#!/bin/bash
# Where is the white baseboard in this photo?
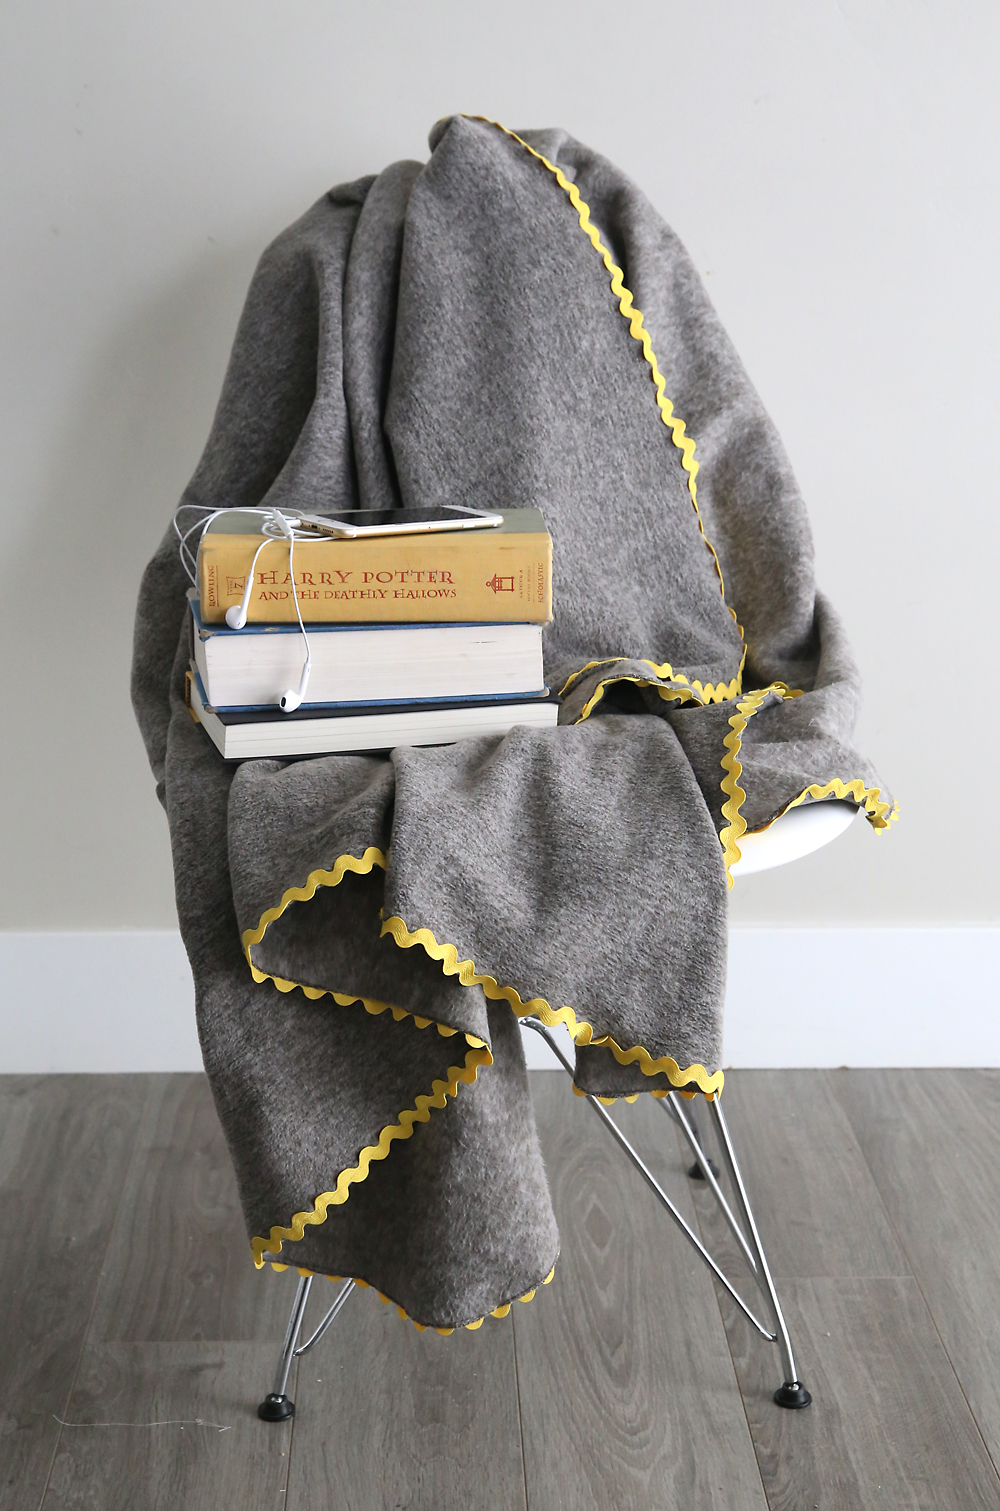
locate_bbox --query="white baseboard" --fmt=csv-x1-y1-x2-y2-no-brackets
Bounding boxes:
3,932,203,1073
1,929,996,1074
721,927,997,1070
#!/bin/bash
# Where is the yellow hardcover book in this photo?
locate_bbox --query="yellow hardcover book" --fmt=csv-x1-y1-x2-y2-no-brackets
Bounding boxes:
197,508,553,624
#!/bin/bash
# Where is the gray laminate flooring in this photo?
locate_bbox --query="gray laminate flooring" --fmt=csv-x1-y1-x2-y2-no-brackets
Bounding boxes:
2,1068,999,1509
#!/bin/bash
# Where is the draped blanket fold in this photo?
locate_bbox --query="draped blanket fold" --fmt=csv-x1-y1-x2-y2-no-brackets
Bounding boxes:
132,116,894,1329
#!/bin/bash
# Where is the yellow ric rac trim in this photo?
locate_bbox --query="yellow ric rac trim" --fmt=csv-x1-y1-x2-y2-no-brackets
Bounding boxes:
558,648,746,709
572,1083,704,1102
568,650,747,723
778,781,898,832
719,686,780,888
471,115,743,648
267,1261,557,1333
557,657,669,699
240,848,486,1057
243,846,499,1266
241,845,387,959
576,674,700,723
380,913,723,1097
251,1037,493,1267
242,848,720,1094
719,687,898,889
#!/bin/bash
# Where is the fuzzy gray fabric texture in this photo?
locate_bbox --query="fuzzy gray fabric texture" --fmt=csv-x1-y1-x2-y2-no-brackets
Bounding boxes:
132,116,894,1328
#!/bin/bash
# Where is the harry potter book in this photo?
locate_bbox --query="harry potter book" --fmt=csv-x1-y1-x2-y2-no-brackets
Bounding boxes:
197,507,552,625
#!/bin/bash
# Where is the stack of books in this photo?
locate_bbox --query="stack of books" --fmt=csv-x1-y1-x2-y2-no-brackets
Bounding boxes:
186,508,557,759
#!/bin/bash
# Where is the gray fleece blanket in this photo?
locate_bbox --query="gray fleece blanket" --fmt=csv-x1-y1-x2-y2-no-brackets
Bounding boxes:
132,116,895,1330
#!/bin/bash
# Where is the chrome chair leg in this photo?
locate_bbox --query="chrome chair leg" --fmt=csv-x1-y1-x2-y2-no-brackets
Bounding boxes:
677,1092,720,1180
520,1015,811,1409
258,1274,356,1421
660,1092,761,1283
706,1096,811,1407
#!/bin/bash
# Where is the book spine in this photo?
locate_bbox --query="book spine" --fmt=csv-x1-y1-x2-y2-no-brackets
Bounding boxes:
198,530,552,624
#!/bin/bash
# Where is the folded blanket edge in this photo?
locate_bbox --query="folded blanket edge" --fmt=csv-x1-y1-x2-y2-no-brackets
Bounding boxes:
267,1257,559,1334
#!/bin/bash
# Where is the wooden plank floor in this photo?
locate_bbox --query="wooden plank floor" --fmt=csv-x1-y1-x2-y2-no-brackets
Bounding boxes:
2,1069,999,1509
684,1073,1000,1509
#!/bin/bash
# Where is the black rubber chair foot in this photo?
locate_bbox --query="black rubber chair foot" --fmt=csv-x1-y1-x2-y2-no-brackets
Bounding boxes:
258,1393,295,1421
774,1381,812,1409
687,1159,721,1180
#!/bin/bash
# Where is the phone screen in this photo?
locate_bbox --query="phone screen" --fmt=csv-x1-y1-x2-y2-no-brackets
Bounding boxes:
318,507,494,527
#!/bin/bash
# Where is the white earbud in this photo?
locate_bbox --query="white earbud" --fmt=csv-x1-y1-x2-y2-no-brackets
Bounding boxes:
279,657,312,713
179,502,312,712
225,535,272,629
225,595,251,631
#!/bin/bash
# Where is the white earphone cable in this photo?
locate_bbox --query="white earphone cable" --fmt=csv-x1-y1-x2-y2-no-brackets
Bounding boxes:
287,532,311,672
279,529,313,711
175,503,315,713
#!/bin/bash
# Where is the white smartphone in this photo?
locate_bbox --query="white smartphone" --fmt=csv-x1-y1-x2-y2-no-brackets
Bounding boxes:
295,505,503,539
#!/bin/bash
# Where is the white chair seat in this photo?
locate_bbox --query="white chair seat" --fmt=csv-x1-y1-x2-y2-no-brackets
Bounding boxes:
729,799,858,876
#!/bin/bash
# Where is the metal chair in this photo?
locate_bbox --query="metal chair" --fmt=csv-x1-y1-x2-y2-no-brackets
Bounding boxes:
257,800,859,1421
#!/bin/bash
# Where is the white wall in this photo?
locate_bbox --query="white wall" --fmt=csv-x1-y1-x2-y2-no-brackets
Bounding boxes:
1,2,996,950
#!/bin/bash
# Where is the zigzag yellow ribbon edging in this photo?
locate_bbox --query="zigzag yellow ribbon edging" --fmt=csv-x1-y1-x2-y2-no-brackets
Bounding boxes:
472,116,743,647
719,687,899,889
241,846,480,1044
243,845,721,1095
566,651,747,723
558,650,745,709
719,686,779,888
780,780,898,832
251,1038,493,1268
243,846,495,1269
267,1261,557,1334
379,912,724,1096
576,674,700,722
245,966,481,1042
241,846,387,956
